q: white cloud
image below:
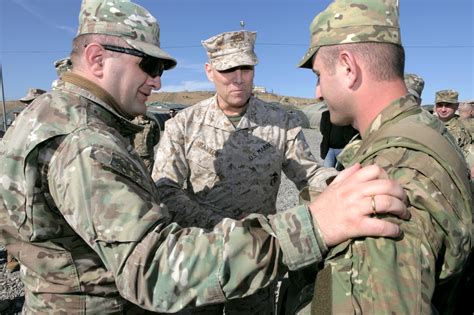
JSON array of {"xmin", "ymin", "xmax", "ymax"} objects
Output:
[
  {"xmin": 158, "ymin": 80, "xmax": 214, "ymax": 92},
  {"xmin": 13, "ymin": 0, "xmax": 76, "ymax": 35}
]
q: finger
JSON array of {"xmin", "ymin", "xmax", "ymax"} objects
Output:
[
  {"xmin": 331, "ymin": 163, "xmax": 361, "ymax": 184},
  {"xmin": 371, "ymin": 195, "xmax": 411, "ymax": 220},
  {"xmin": 358, "ymin": 218, "xmax": 402, "ymax": 238},
  {"xmin": 336, "ymin": 164, "xmax": 386, "ymax": 185},
  {"xmin": 357, "ymin": 179, "xmax": 407, "ymax": 201}
]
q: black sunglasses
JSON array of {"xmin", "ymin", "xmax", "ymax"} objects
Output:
[{"xmin": 101, "ymin": 44, "xmax": 165, "ymax": 78}]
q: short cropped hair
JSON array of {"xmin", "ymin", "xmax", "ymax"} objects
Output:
[
  {"xmin": 70, "ymin": 34, "xmax": 126, "ymax": 69},
  {"xmin": 318, "ymin": 42, "xmax": 405, "ymax": 81}
]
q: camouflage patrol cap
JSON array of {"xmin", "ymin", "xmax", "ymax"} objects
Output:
[
  {"xmin": 54, "ymin": 57, "xmax": 72, "ymax": 76},
  {"xmin": 20, "ymin": 88, "xmax": 46, "ymax": 103},
  {"xmin": 298, "ymin": 0, "xmax": 401, "ymax": 69},
  {"xmin": 404, "ymin": 73, "xmax": 425, "ymax": 99},
  {"xmin": 77, "ymin": 0, "xmax": 176, "ymax": 70},
  {"xmin": 435, "ymin": 89, "xmax": 459, "ymax": 104},
  {"xmin": 202, "ymin": 31, "xmax": 258, "ymax": 71}
]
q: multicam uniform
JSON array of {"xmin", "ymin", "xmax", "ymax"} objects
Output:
[
  {"xmin": 443, "ymin": 116, "xmax": 473, "ymax": 173},
  {"xmin": 461, "ymin": 118, "xmax": 474, "ymax": 169},
  {"xmin": 131, "ymin": 113, "xmax": 160, "ymax": 174},
  {"xmin": 318, "ymin": 95, "xmax": 472, "ymax": 314},
  {"xmin": 152, "ymin": 95, "xmax": 335, "ymax": 314},
  {"xmin": 444, "ymin": 115, "xmax": 472, "ymax": 151},
  {"xmin": 0, "ymin": 75, "xmax": 327, "ymax": 314}
]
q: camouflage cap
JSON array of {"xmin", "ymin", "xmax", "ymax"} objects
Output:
[
  {"xmin": 20, "ymin": 88, "xmax": 46, "ymax": 103},
  {"xmin": 435, "ymin": 89, "xmax": 459, "ymax": 104},
  {"xmin": 202, "ymin": 30, "xmax": 258, "ymax": 71},
  {"xmin": 298, "ymin": 0, "xmax": 401, "ymax": 69},
  {"xmin": 54, "ymin": 57, "xmax": 72, "ymax": 76},
  {"xmin": 77, "ymin": 0, "xmax": 176, "ymax": 70},
  {"xmin": 404, "ymin": 73, "xmax": 425, "ymax": 99}
]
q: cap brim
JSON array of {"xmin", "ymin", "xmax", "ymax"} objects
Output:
[
  {"xmin": 211, "ymin": 53, "xmax": 258, "ymax": 71},
  {"xmin": 436, "ymin": 99, "xmax": 458, "ymax": 104},
  {"xmin": 125, "ymin": 39, "xmax": 177, "ymax": 70},
  {"xmin": 20, "ymin": 97, "xmax": 34, "ymax": 102},
  {"xmin": 297, "ymin": 46, "xmax": 319, "ymax": 69}
]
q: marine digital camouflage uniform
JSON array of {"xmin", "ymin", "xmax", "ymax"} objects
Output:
[
  {"xmin": 131, "ymin": 113, "xmax": 160, "ymax": 174},
  {"xmin": 325, "ymin": 95, "xmax": 472, "ymax": 314},
  {"xmin": 153, "ymin": 95, "xmax": 334, "ymax": 228},
  {"xmin": 0, "ymin": 73, "xmax": 328, "ymax": 314},
  {"xmin": 203, "ymin": 30, "xmax": 258, "ymax": 71}
]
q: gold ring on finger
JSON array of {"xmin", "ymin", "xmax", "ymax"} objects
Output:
[{"xmin": 371, "ymin": 195, "xmax": 377, "ymax": 216}]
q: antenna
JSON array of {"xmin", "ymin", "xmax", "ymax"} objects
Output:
[
  {"xmin": 240, "ymin": 21, "xmax": 245, "ymax": 30},
  {"xmin": 0, "ymin": 64, "xmax": 7, "ymax": 131}
]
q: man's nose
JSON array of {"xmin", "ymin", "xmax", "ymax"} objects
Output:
[
  {"xmin": 233, "ymin": 69, "xmax": 243, "ymax": 84},
  {"xmin": 316, "ymin": 84, "xmax": 324, "ymax": 101},
  {"xmin": 148, "ymin": 75, "xmax": 162, "ymax": 90}
]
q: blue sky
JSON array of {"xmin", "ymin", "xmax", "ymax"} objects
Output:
[{"xmin": 1, "ymin": 0, "xmax": 473, "ymax": 105}]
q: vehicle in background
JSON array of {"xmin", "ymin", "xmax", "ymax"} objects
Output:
[{"xmin": 147, "ymin": 102, "xmax": 188, "ymax": 130}]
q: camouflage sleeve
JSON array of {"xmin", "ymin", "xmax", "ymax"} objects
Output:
[
  {"xmin": 152, "ymin": 116, "xmax": 227, "ymax": 227},
  {"xmin": 48, "ymin": 129, "xmax": 324, "ymax": 312},
  {"xmin": 282, "ymin": 118, "xmax": 338, "ymax": 190},
  {"xmin": 322, "ymin": 148, "xmax": 472, "ymax": 314}
]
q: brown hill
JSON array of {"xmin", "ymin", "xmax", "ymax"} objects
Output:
[
  {"xmin": 1, "ymin": 91, "xmax": 318, "ymax": 131},
  {"xmin": 148, "ymin": 91, "xmax": 318, "ymax": 106}
]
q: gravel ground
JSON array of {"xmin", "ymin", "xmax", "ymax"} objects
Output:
[
  {"xmin": 276, "ymin": 128, "xmax": 323, "ymax": 212},
  {"xmin": 0, "ymin": 128, "xmax": 322, "ymax": 314},
  {"xmin": 0, "ymin": 244, "xmax": 24, "ymax": 314}
]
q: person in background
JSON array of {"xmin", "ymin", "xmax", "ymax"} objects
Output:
[
  {"xmin": 458, "ymin": 101, "xmax": 474, "ymax": 121},
  {"xmin": 19, "ymin": 88, "xmax": 46, "ymax": 106},
  {"xmin": 319, "ymin": 107, "xmax": 358, "ymax": 168},
  {"xmin": 169, "ymin": 108, "xmax": 177, "ymax": 118},
  {"xmin": 4, "ymin": 87, "xmax": 46, "ymax": 273},
  {"xmin": 52, "ymin": 57, "xmax": 72, "ymax": 89},
  {"xmin": 457, "ymin": 101, "xmax": 474, "ymax": 178},
  {"xmin": 131, "ymin": 113, "xmax": 160, "ymax": 174},
  {"xmin": 296, "ymin": 0, "xmax": 472, "ymax": 313},
  {"xmin": 435, "ymin": 89, "xmax": 472, "ymax": 176},
  {"xmin": 0, "ymin": 0, "xmax": 409, "ymax": 313},
  {"xmin": 404, "ymin": 73, "xmax": 424, "ymax": 105}
]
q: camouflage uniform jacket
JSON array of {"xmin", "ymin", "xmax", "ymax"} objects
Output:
[
  {"xmin": 131, "ymin": 113, "xmax": 160, "ymax": 174},
  {"xmin": 445, "ymin": 115, "xmax": 472, "ymax": 150},
  {"xmin": 152, "ymin": 95, "xmax": 336, "ymax": 228},
  {"xmin": 322, "ymin": 95, "xmax": 472, "ymax": 314},
  {"xmin": 0, "ymin": 79, "xmax": 326, "ymax": 314}
]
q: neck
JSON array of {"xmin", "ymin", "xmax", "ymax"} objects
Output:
[
  {"xmin": 64, "ymin": 71, "xmax": 134, "ymax": 120},
  {"xmin": 353, "ymin": 78, "xmax": 407, "ymax": 134},
  {"xmin": 217, "ymin": 96, "xmax": 249, "ymax": 116}
]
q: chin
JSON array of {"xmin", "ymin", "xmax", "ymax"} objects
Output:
[{"xmin": 130, "ymin": 103, "xmax": 147, "ymax": 117}]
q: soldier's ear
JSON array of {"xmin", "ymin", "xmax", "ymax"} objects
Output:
[
  {"xmin": 338, "ymin": 50, "xmax": 358, "ymax": 90},
  {"xmin": 84, "ymin": 43, "xmax": 105, "ymax": 77},
  {"xmin": 205, "ymin": 63, "xmax": 214, "ymax": 82}
]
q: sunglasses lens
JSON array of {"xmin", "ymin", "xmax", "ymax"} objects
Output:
[{"xmin": 140, "ymin": 57, "xmax": 164, "ymax": 78}]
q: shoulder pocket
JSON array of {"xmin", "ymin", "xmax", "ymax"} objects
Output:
[{"xmin": 90, "ymin": 147, "xmax": 154, "ymax": 195}]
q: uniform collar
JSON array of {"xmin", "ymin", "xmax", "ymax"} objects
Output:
[
  {"xmin": 362, "ymin": 94, "xmax": 420, "ymax": 140},
  {"xmin": 61, "ymin": 72, "xmax": 142, "ymax": 136},
  {"xmin": 205, "ymin": 95, "xmax": 259, "ymax": 132}
]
